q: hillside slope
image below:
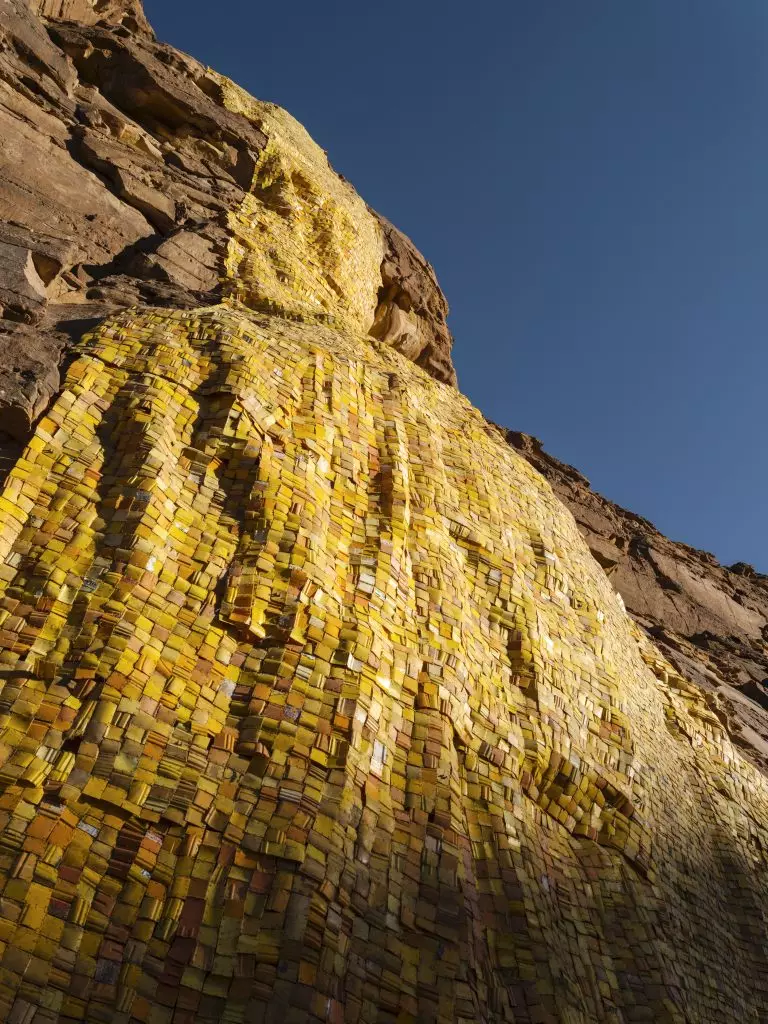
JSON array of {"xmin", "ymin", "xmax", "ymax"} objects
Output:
[
  {"xmin": 0, "ymin": 3, "xmax": 767, "ymax": 1023},
  {"xmin": 505, "ymin": 430, "xmax": 768, "ymax": 772}
]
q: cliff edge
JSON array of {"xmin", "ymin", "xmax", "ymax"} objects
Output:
[
  {"xmin": 0, "ymin": 0, "xmax": 455, "ymax": 445},
  {"xmin": 1, "ymin": 4, "xmax": 768, "ymax": 1023}
]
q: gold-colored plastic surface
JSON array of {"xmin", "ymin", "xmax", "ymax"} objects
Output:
[
  {"xmin": 220, "ymin": 82, "xmax": 385, "ymax": 333},
  {"xmin": 0, "ymin": 301, "xmax": 766, "ymax": 1022},
  {"xmin": 0, "ymin": 62, "xmax": 767, "ymax": 1024}
]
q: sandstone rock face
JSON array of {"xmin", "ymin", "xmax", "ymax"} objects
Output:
[
  {"xmin": 369, "ymin": 214, "xmax": 457, "ymax": 387},
  {"xmin": 0, "ymin": 0, "xmax": 455, "ymax": 458},
  {"xmin": 0, "ymin": 4, "xmax": 768, "ymax": 1024},
  {"xmin": 34, "ymin": 0, "xmax": 153, "ymax": 36},
  {"xmin": 505, "ymin": 430, "xmax": 768, "ymax": 773}
]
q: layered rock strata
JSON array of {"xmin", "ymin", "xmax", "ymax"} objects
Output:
[
  {"xmin": 0, "ymin": 4, "xmax": 767, "ymax": 1024},
  {"xmin": 0, "ymin": 0, "xmax": 454, "ymax": 444}
]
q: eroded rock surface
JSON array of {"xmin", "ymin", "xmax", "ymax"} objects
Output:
[
  {"xmin": 1, "ymin": 3, "xmax": 768, "ymax": 1024},
  {"xmin": 0, "ymin": 0, "xmax": 455, "ymax": 461},
  {"xmin": 34, "ymin": 1, "xmax": 153, "ymax": 36}
]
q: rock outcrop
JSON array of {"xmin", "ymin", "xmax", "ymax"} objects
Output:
[
  {"xmin": 33, "ymin": 0, "xmax": 153, "ymax": 35},
  {"xmin": 0, "ymin": 0, "xmax": 455, "ymax": 445},
  {"xmin": 1, "ymin": 4, "xmax": 768, "ymax": 1024}
]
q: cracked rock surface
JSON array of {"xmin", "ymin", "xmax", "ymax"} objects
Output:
[{"xmin": 2, "ymin": 0, "xmax": 766, "ymax": 779}]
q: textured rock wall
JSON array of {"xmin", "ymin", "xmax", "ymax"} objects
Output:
[
  {"xmin": 0, "ymin": 0, "xmax": 454, "ymax": 443},
  {"xmin": 33, "ymin": 0, "xmax": 153, "ymax": 35},
  {"xmin": 0, "ymin": 4, "xmax": 768, "ymax": 1024}
]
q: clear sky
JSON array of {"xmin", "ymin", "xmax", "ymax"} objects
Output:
[{"xmin": 145, "ymin": 0, "xmax": 768, "ymax": 571}]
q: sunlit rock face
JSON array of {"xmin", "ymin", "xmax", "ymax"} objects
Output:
[
  {"xmin": 2, "ymin": 308, "xmax": 768, "ymax": 1022},
  {"xmin": 1, "ymin": 5, "xmax": 768, "ymax": 1024}
]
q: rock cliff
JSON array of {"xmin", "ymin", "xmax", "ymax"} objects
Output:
[
  {"xmin": 1, "ymin": 3, "xmax": 768, "ymax": 1023},
  {"xmin": 0, "ymin": 0, "xmax": 455, "ymax": 443}
]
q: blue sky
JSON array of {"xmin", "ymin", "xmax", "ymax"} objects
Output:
[{"xmin": 146, "ymin": 0, "xmax": 768, "ymax": 570}]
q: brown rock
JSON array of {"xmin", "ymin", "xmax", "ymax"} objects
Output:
[
  {"xmin": 4, "ymin": 0, "xmax": 76, "ymax": 95},
  {"xmin": 0, "ymin": 100, "xmax": 155, "ymax": 272},
  {"xmin": 137, "ymin": 225, "xmax": 225, "ymax": 293},
  {"xmin": 0, "ymin": 240, "xmax": 49, "ymax": 319},
  {"xmin": 0, "ymin": 0, "xmax": 259, "ymax": 456},
  {"xmin": 370, "ymin": 212, "xmax": 457, "ymax": 386},
  {"xmin": 111, "ymin": 167, "xmax": 177, "ymax": 231},
  {"xmin": 0, "ymin": 0, "xmax": 459, "ymax": 456},
  {"xmin": 1, "ymin": 3, "xmax": 768, "ymax": 1023},
  {"xmin": 34, "ymin": 0, "xmax": 153, "ymax": 36},
  {"xmin": 0, "ymin": 320, "xmax": 64, "ymax": 436}
]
